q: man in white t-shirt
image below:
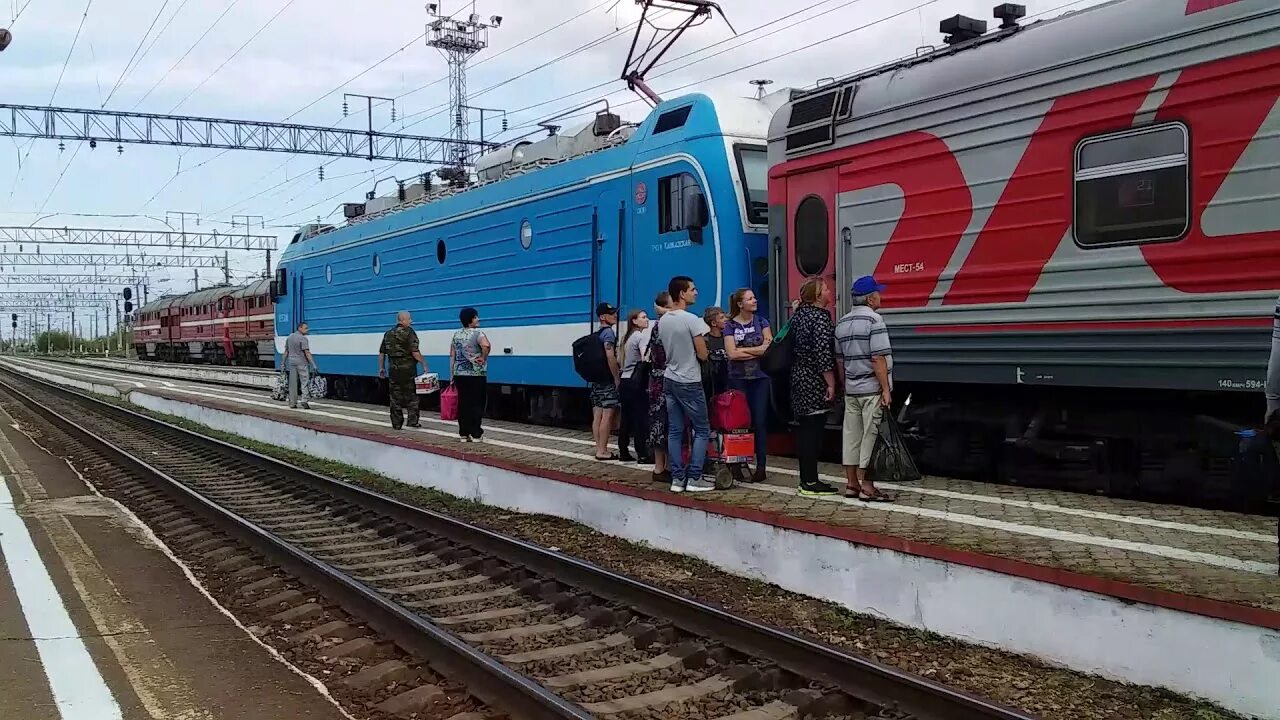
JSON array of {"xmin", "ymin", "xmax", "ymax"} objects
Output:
[{"xmin": 658, "ymin": 276, "xmax": 712, "ymax": 493}]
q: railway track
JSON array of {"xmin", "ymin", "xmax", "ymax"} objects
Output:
[{"xmin": 0, "ymin": 368, "xmax": 1037, "ymax": 720}]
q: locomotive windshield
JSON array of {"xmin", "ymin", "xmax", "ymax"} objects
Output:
[{"xmin": 735, "ymin": 145, "xmax": 768, "ymax": 225}]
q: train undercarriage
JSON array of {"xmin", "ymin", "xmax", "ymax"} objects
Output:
[{"xmin": 134, "ymin": 341, "xmax": 273, "ymax": 368}]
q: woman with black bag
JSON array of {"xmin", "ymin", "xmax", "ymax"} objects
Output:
[{"xmin": 618, "ymin": 309, "xmax": 652, "ymax": 463}]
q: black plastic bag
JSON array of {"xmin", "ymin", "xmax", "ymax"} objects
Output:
[
  {"xmin": 870, "ymin": 413, "xmax": 921, "ymax": 483},
  {"xmin": 760, "ymin": 319, "xmax": 794, "ymax": 378}
]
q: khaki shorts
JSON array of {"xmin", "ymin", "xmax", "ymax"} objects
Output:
[{"xmin": 842, "ymin": 394, "xmax": 883, "ymax": 468}]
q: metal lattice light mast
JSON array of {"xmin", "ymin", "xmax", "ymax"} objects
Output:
[{"xmin": 426, "ymin": 3, "xmax": 501, "ymax": 168}]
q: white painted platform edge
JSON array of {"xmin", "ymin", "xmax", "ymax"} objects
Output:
[
  {"xmin": 0, "ymin": 359, "xmax": 123, "ymax": 399},
  {"xmin": 129, "ymin": 390, "xmax": 1280, "ymax": 720},
  {"xmin": 68, "ymin": 358, "xmax": 273, "ymax": 388},
  {"xmin": 0, "ymin": 475, "xmax": 123, "ymax": 719}
]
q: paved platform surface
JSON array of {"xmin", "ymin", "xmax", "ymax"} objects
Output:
[
  {"xmin": 0, "ymin": 384, "xmax": 348, "ymax": 720},
  {"xmin": 4, "ymin": 355, "xmax": 1278, "ymax": 628}
]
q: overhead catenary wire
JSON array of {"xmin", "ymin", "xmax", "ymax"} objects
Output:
[
  {"xmin": 7, "ymin": 0, "xmax": 94, "ymax": 202},
  {"xmin": 168, "ymin": 0, "xmax": 298, "ymax": 114},
  {"xmin": 102, "ymin": 0, "xmax": 172, "ymax": 108},
  {"xmin": 504, "ymin": 0, "xmax": 1100, "ymax": 142},
  {"xmin": 483, "ymin": 0, "xmax": 887, "ymax": 138},
  {"xmin": 284, "ymin": 30, "xmax": 429, "ymax": 121},
  {"xmin": 502, "ymin": 0, "xmax": 945, "ymax": 138},
  {"xmin": 130, "ymin": 0, "xmax": 243, "ymax": 111},
  {"xmin": 395, "ymin": 0, "xmax": 617, "ymax": 103},
  {"xmin": 210, "ymin": 1, "xmax": 624, "ymax": 217},
  {"xmin": 395, "ymin": 8, "xmax": 671, "ymax": 132},
  {"xmin": 425, "ymin": 0, "xmax": 865, "ymax": 142}
]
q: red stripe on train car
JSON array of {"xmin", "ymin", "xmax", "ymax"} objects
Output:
[
  {"xmin": 1143, "ymin": 47, "xmax": 1280, "ymax": 294},
  {"xmin": 838, "ymin": 132, "xmax": 972, "ymax": 309},
  {"xmin": 1185, "ymin": 0, "xmax": 1246, "ymax": 14},
  {"xmin": 914, "ymin": 317, "xmax": 1273, "ymax": 334},
  {"xmin": 942, "ymin": 76, "xmax": 1157, "ymax": 306}
]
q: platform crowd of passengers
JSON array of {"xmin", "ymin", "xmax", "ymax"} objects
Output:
[{"xmin": 279, "ymin": 277, "xmax": 1280, "ymax": 502}]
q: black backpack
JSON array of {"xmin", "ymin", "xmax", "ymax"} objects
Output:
[{"xmin": 572, "ymin": 328, "xmax": 613, "ymax": 384}]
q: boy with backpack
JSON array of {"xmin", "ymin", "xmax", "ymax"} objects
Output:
[{"xmin": 573, "ymin": 303, "xmax": 623, "ymax": 460}]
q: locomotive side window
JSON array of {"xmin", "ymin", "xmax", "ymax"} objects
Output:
[
  {"xmin": 794, "ymin": 195, "xmax": 830, "ymax": 276},
  {"xmin": 1074, "ymin": 124, "xmax": 1189, "ymax": 247},
  {"xmin": 658, "ymin": 172, "xmax": 705, "ymax": 234}
]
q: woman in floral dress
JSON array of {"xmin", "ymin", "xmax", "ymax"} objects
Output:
[{"xmin": 788, "ymin": 277, "xmax": 838, "ymax": 496}]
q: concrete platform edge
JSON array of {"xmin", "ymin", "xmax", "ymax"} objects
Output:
[{"xmin": 117, "ymin": 388, "xmax": 1279, "ymax": 719}]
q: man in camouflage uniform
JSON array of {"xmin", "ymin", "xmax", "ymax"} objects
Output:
[{"xmin": 378, "ymin": 310, "xmax": 427, "ymax": 430}]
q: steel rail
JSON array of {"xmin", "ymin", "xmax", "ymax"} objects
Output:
[
  {"xmin": 0, "ymin": 368, "xmax": 1038, "ymax": 720},
  {"xmin": 0, "ymin": 373, "xmax": 590, "ymax": 720}
]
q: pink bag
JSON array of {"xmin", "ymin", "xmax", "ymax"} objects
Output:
[
  {"xmin": 711, "ymin": 390, "xmax": 750, "ymax": 432},
  {"xmin": 440, "ymin": 384, "xmax": 459, "ymax": 421}
]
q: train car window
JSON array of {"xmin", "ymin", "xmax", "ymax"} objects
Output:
[
  {"xmin": 1074, "ymin": 123, "xmax": 1188, "ymax": 247},
  {"xmin": 372, "ymin": 254, "xmax": 381, "ymax": 275},
  {"xmin": 794, "ymin": 195, "xmax": 830, "ymax": 276},
  {"xmin": 659, "ymin": 172, "xmax": 703, "ymax": 234},
  {"xmin": 734, "ymin": 145, "xmax": 768, "ymax": 225},
  {"xmin": 325, "ymin": 265, "xmax": 333, "ymax": 284},
  {"xmin": 436, "ymin": 240, "xmax": 447, "ymax": 264},
  {"xmin": 653, "ymin": 106, "xmax": 692, "ymax": 134},
  {"xmin": 520, "ymin": 219, "xmax": 533, "ymax": 249}
]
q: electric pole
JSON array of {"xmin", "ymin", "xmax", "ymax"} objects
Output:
[
  {"xmin": 232, "ymin": 215, "xmax": 269, "ymax": 277},
  {"xmin": 426, "ymin": 2, "xmax": 500, "ymax": 168}
]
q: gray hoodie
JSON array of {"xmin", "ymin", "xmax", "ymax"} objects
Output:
[{"xmin": 1267, "ymin": 295, "xmax": 1279, "ymax": 421}]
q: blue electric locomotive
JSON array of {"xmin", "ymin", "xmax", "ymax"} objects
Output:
[{"xmin": 274, "ymin": 92, "xmax": 780, "ymax": 409}]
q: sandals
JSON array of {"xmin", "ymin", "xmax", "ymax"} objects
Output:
[
  {"xmin": 595, "ymin": 452, "xmax": 620, "ymax": 461},
  {"xmin": 845, "ymin": 486, "xmax": 896, "ymax": 502}
]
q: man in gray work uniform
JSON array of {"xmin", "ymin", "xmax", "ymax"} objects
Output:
[{"xmin": 283, "ymin": 321, "xmax": 316, "ymax": 410}]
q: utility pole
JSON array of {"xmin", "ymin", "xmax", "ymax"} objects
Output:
[
  {"xmin": 223, "ymin": 251, "xmax": 230, "ymax": 285},
  {"xmin": 167, "ymin": 211, "xmax": 201, "ymax": 245},
  {"xmin": 460, "ymin": 104, "xmax": 508, "ymax": 146},
  {"xmin": 426, "ymin": 2, "xmax": 500, "ymax": 168},
  {"xmin": 343, "ymin": 93, "xmax": 396, "ymax": 162},
  {"xmin": 232, "ymin": 215, "xmax": 269, "ymax": 277},
  {"xmin": 193, "ymin": 269, "xmax": 199, "ymax": 291}
]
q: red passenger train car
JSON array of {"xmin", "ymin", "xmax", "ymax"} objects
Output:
[
  {"xmin": 133, "ymin": 279, "xmax": 274, "ymax": 366},
  {"xmin": 766, "ymin": 0, "xmax": 1279, "ymax": 504}
]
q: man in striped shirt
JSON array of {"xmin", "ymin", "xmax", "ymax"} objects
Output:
[{"xmin": 834, "ymin": 275, "xmax": 894, "ymax": 501}]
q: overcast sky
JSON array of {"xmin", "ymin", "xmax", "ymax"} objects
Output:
[{"xmin": 0, "ymin": 0, "xmax": 1106, "ymax": 330}]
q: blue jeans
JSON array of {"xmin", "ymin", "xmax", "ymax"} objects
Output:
[
  {"xmin": 665, "ymin": 378, "xmax": 710, "ymax": 482},
  {"xmin": 729, "ymin": 376, "xmax": 770, "ymax": 471}
]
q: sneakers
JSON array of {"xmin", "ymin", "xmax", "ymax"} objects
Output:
[
  {"xmin": 798, "ymin": 481, "xmax": 839, "ymax": 497},
  {"xmin": 406, "ymin": 422, "xmax": 421, "ymax": 428},
  {"xmin": 684, "ymin": 478, "xmax": 717, "ymax": 493},
  {"xmin": 669, "ymin": 478, "xmax": 685, "ymax": 493},
  {"xmin": 301, "ymin": 402, "xmax": 311, "ymax": 410}
]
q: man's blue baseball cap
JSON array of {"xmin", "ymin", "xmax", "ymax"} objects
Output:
[{"xmin": 852, "ymin": 275, "xmax": 886, "ymax": 296}]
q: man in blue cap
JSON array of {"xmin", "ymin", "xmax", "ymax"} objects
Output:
[{"xmin": 833, "ymin": 275, "xmax": 895, "ymax": 501}]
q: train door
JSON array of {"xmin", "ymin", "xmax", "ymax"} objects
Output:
[
  {"xmin": 593, "ymin": 189, "xmax": 625, "ymax": 323},
  {"xmin": 785, "ymin": 168, "xmax": 839, "ymax": 312}
]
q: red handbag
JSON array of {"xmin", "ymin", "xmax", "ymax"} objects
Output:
[
  {"xmin": 710, "ymin": 390, "xmax": 751, "ymax": 432},
  {"xmin": 440, "ymin": 384, "xmax": 459, "ymax": 421}
]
